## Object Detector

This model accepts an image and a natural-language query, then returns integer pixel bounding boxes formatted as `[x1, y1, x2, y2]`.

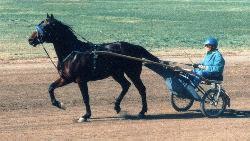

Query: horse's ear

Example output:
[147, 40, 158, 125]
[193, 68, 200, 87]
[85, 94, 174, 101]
[51, 14, 54, 20]
[47, 13, 50, 18]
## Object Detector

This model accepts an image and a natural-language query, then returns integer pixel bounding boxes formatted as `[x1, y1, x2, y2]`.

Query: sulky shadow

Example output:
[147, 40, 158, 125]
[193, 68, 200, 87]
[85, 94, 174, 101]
[89, 109, 250, 122]
[189, 109, 250, 119]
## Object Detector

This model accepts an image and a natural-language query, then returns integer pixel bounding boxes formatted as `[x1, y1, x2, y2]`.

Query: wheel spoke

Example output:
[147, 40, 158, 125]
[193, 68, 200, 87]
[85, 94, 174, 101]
[201, 89, 226, 117]
[171, 94, 194, 112]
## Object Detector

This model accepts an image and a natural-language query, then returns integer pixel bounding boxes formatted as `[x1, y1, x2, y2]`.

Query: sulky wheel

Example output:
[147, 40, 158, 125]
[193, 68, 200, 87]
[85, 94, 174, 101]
[171, 94, 194, 112]
[200, 89, 227, 118]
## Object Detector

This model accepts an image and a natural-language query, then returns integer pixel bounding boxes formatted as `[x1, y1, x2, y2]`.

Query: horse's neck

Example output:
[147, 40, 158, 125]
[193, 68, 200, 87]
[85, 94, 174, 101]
[53, 40, 90, 63]
[53, 42, 74, 63]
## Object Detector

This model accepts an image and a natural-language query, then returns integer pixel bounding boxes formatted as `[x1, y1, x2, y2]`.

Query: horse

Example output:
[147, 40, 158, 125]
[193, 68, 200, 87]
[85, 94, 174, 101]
[28, 14, 167, 122]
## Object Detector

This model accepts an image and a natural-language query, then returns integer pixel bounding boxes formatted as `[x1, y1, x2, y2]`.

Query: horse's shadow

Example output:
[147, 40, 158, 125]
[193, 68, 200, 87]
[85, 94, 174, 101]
[89, 109, 250, 121]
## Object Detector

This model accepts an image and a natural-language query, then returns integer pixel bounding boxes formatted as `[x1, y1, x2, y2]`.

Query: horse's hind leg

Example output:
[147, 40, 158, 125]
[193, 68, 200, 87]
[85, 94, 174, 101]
[112, 72, 131, 113]
[126, 72, 147, 117]
[49, 78, 71, 109]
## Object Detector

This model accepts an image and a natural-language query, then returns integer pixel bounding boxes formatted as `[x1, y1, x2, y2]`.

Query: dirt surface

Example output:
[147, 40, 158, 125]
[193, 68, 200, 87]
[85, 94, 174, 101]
[0, 52, 250, 140]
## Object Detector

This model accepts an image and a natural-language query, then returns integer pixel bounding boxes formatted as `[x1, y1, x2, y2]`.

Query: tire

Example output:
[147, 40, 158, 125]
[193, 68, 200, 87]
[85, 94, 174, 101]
[200, 89, 227, 118]
[171, 94, 194, 112]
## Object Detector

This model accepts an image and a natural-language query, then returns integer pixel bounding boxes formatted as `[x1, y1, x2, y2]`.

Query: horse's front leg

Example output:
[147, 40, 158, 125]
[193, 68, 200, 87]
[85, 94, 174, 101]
[77, 81, 91, 122]
[49, 78, 71, 109]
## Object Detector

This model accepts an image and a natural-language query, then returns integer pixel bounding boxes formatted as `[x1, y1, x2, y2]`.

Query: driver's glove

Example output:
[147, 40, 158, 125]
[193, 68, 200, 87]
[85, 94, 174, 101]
[198, 65, 207, 70]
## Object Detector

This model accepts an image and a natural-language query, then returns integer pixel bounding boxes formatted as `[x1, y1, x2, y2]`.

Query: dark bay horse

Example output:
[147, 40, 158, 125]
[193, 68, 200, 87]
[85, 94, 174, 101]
[28, 14, 167, 122]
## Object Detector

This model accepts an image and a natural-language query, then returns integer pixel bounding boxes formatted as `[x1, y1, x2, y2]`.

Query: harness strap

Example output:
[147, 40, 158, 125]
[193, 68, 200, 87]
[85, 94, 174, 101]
[92, 45, 98, 70]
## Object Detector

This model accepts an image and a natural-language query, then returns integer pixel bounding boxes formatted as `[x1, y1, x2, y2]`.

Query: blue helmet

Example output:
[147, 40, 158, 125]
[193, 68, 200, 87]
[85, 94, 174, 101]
[204, 37, 218, 48]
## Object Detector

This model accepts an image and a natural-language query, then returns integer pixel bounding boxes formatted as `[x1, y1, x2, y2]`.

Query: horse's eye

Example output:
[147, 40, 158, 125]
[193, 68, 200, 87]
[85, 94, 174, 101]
[45, 19, 49, 24]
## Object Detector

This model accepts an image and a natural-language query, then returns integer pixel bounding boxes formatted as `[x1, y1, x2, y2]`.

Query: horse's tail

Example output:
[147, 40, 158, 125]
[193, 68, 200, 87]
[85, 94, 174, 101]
[139, 46, 160, 63]
[139, 46, 170, 78]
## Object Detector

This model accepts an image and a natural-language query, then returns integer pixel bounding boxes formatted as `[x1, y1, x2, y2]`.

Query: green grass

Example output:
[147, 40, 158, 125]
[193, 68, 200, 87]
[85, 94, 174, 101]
[1, 0, 250, 59]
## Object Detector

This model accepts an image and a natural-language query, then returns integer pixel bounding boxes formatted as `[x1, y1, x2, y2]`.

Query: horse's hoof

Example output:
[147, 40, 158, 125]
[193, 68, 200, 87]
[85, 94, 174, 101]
[52, 101, 66, 110]
[138, 111, 147, 118]
[138, 113, 146, 119]
[78, 114, 91, 123]
[114, 105, 121, 114]
[52, 100, 60, 108]
[81, 114, 91, 122]
[77, 117, 88, 123]
[59, 102, 66, 110]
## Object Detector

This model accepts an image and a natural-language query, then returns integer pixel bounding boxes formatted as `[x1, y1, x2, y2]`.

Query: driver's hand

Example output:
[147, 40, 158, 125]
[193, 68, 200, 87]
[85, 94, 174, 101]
[198, 65, 207, 70]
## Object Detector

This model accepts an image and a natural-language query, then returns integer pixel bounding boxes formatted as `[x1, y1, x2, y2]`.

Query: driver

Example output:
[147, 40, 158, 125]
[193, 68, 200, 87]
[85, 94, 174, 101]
[192, 37, 225, 81]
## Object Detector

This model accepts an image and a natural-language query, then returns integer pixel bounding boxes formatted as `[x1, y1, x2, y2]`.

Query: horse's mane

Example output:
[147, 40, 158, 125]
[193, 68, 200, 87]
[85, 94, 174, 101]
[53, 18, 78, 42]
[52, 18, 91, 52]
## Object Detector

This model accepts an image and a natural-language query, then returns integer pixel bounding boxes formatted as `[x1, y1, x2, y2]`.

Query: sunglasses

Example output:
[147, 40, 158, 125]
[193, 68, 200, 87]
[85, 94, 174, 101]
[204, 44, 212, 48]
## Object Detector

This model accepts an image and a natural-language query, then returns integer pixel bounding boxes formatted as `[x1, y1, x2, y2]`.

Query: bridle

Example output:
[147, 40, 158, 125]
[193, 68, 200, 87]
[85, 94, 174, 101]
[35, 24, 45, 44]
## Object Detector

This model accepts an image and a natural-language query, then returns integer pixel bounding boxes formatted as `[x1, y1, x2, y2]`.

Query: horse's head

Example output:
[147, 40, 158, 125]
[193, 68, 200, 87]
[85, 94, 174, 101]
[28, 14, 58, 47]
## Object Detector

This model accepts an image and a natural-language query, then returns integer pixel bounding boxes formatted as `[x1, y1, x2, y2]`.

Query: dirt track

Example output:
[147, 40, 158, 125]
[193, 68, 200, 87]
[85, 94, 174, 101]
[0, 53, 250, 140]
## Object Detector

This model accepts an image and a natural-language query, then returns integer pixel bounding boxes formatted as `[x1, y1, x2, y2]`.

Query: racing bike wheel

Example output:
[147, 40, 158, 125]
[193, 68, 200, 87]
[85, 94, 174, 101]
[171, 94, 194, 112]
[200, 89, 227, 117]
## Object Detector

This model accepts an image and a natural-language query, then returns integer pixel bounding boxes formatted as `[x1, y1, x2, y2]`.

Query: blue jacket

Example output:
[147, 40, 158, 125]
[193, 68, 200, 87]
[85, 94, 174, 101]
[193, 49, 225, 79]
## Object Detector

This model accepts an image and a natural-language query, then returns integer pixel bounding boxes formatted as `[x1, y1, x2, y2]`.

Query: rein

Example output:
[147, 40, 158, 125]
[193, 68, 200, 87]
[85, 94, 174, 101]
[41, 44, 58, 70]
